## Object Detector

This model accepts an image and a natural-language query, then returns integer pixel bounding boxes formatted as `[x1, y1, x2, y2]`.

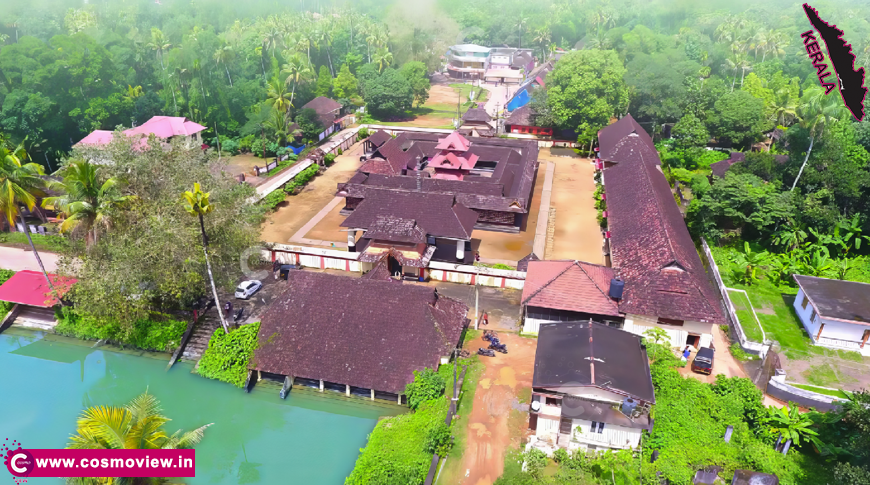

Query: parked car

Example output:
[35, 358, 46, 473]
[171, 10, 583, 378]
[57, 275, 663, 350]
[691, 347, 715, 375]
[234, 280, 263, 299]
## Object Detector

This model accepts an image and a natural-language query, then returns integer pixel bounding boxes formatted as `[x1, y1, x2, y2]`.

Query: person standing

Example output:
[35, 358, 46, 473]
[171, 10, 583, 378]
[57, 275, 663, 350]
[681, 345, 691, 362]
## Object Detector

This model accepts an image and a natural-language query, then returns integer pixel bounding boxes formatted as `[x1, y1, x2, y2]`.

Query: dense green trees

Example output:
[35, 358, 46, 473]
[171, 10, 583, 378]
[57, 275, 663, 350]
[364, 68, 414, 119]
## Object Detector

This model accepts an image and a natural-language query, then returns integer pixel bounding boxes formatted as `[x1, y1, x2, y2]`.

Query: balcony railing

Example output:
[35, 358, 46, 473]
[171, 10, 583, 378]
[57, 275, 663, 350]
[817, 336, 863, 351]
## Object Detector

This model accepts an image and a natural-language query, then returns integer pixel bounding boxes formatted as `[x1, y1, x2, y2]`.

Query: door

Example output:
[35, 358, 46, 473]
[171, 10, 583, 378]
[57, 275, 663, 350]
[388, 256, 402, 277]
[686, 334, 701, 348]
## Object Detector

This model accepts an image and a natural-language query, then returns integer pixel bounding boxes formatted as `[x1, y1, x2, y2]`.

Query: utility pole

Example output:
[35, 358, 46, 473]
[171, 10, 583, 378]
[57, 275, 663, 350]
[474, 259, 480, 330]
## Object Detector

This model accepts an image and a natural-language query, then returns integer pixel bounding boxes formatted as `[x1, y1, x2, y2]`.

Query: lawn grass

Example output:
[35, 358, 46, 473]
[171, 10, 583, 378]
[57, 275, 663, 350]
[800, 362, 858, 387]
[448, 83, 490, 103]
[0, 231, 68, 252]
[727, 289, 764, 342]
[728, 282, 811, 354]
[790, 383, 852, 399]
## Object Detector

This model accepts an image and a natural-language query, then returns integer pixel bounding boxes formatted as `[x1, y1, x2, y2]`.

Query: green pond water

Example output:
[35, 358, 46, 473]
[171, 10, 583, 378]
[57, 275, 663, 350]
[0, 328, 404, 484]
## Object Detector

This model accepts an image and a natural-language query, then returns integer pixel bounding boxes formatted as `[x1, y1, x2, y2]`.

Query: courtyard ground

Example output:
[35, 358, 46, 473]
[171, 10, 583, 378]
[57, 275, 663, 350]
[440, 332, 536, 485]
[539, 149, 603, 264]
[259, 141, 364, 244]
[369, 84, 492, 129]
[430, 281, 523, 332]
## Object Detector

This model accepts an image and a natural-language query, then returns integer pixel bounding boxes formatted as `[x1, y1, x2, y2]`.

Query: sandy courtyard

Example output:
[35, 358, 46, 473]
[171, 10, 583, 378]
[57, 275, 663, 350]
[540, 149, 603, 264]
[260, 141, 364, 244]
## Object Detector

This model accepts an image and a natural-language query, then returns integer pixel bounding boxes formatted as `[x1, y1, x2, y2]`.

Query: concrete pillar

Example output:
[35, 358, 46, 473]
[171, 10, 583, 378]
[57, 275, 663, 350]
[319, 379, 324, 392]
[456, 240, 465, 261]
[397, 394, 402, 405]
[346, 385, 351, 397]
[347, 230, 356, 249]
[371, 389, 375, 401]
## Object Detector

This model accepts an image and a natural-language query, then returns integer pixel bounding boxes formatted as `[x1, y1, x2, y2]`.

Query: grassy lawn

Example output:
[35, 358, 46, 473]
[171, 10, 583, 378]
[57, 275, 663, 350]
[727, 282, 812, 356]
[727, 289, 764, 342]
[790, 383, 852, 399]
[448, 83, 490, 103]
[0, 232, 68, 252]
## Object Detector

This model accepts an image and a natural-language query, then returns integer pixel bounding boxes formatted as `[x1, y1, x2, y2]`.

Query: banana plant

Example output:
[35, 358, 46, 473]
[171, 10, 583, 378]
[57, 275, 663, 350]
[732, 242, 771, 285]
[772, 221, 807, 253]
[801, 249, 833, 277]
[764, 404, 822, 448]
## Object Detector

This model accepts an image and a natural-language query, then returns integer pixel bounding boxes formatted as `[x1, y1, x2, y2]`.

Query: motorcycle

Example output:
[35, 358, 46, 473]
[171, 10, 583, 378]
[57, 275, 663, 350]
[478, 348, 496, 357]
[457, 349, 471, 358]
[488, 342, 508, 354]
[483, 330, 499, 342]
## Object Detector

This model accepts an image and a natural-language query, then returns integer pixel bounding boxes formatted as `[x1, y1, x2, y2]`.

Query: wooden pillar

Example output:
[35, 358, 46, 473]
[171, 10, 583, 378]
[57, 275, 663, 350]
[346, 385, 351, 397]
[815, 323, 825, 341]
[371, 389, 375, 401]
[319, 379, 324, 392]
[861, 330, 870, 349]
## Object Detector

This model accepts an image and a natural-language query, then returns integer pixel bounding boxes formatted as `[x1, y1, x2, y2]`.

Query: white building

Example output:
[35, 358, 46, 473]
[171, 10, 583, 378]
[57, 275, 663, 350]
[528, 322, 655, 453]
[792, 275, 870, 355]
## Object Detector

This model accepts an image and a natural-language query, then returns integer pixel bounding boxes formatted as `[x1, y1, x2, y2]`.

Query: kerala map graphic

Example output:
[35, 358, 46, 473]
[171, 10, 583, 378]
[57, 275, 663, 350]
[802, 3, 867, 121]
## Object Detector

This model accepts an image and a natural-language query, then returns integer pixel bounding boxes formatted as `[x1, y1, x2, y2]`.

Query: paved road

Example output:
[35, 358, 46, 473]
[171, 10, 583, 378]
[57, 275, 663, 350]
[482, 81, 516, 118]
[0, 246, 59, 272]
[430, 281, 522, 331]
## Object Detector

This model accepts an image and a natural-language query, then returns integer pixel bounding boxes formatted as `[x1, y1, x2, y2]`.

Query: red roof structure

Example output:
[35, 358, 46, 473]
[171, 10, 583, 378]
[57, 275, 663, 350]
[430, 132, 479, 180]
[74, 116, 206, 147]
[0, 270, 77, 307]
[434, 132, 472, 152]
[521, 261, 620, 317]
[599, 115, 725, 324]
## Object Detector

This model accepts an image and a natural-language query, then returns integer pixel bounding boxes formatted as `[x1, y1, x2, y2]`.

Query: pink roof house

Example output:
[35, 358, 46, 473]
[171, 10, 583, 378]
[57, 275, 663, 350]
[74, 116, 207, 148]
[428, 132, 479, 181]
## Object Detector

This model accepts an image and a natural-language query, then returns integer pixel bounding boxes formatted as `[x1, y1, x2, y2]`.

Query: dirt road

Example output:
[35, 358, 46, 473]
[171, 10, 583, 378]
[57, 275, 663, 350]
[459, 333, 536, 485]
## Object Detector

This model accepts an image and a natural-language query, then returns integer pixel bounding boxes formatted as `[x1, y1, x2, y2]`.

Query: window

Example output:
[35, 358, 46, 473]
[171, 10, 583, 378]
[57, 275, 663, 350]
[801, 295, 809, 309]
[657, 317, 684, 326]
[545, 397, 560, 406]
[810, 309, 817, 322]
[590, 421, 597, 433]
[597, 422, 605, 433]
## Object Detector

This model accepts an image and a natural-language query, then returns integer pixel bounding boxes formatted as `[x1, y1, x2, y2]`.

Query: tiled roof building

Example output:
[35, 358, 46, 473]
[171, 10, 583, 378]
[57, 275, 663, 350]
[252, 271, 469, 399]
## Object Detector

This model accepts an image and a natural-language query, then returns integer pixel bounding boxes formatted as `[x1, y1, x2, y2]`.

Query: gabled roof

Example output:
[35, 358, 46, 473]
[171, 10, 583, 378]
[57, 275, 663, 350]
[0, 270, 77, 307]
[125, 116, 206, 138]
[462, 108, 492, 124]
[301, 96, 342, 114]
[600, 115, 724, 324]
[362, 254, 402, 283]
[435, 132, 472, 152]
[359, 157, 401, 176]
[429, 151, 480, 171]
[597, 115, 655, 162]
[341, 188, 478, 240]
[521, 260, 620, 317]
[366, 130, 392, 148]
[76, 130, 114, 146]
[793, 275, 870, 326]
[252, 271, 469, 394]
[506, 106, 534, 126]
[364, 215, 428, 244]
[517, 252, 539, 272]
[533, 321, 655, 403]
[710, 158, 739, 178]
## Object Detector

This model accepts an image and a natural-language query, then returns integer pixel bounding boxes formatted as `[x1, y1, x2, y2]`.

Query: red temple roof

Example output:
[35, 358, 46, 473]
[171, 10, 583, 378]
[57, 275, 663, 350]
[434, 132, 471, 152]
[0, 270, 77, 308]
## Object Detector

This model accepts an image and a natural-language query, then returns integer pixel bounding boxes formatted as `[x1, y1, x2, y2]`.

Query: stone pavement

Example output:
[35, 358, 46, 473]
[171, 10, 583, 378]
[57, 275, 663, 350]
[0, 246, 59, 272]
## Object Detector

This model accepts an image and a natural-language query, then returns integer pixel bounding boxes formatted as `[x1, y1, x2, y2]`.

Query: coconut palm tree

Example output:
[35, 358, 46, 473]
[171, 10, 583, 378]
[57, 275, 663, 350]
[213, 45, 235, 87]
[373, 47, 393, 73]
[791, 87, 848, 191]
[41, 159, 133, 249]
[265, 75, 293, 113]
[281, 53, 310, 107]
[772, 87, 799, 128]
[67, 391, 210, 453]
[514, 15, 529, 48]
[0, 141, 54, 291]
[146, 28, 171, 70]
[181, 183, 228, 333]
[532, 26, 551, 61]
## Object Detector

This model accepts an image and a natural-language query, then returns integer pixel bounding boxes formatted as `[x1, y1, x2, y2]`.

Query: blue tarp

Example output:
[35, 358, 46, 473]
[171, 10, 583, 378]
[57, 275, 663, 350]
[286, 144, 306, 155]
[506, 87, 531, 111]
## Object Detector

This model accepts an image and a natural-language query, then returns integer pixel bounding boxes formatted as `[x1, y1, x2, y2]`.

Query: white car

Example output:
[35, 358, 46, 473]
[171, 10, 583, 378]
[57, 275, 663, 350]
[234, 280, 263, 299]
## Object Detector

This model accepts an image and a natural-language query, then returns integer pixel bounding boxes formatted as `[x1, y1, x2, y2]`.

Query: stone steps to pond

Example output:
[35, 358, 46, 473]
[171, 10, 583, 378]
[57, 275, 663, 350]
[182, 310, 221, 362]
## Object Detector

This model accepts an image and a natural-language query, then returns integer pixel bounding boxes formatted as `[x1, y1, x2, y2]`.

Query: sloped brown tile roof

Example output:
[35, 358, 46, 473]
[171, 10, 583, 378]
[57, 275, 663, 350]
[358, 245, 436, 268]
[598, 115, 656, 162]
[301, 96, 342, 114]
[462, 108, 492, 123]
[517, 252, 539, 272]
[252, 271, 468, 394]
[362, 255, 401, 283]
[341, 188, 478, 240]
[359, 158, 400, 175]
[521, 260, 620, 317]
[366, 129, 392, 147]
[506, 106, 533, 126]
[710, 159, 738, 178]
[600, 115, 725, 324]
[364, 215, 428, 244]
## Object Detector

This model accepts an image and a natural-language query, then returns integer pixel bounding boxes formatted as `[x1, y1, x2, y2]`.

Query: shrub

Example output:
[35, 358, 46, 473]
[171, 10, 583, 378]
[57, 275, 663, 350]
[212, 136, 240, 155]
[283, 165, 319, 194]
[250, 139, 280, 158]
[239, 134, 255, 152]
[346, 400, 448, 485]
[0, 270, 14, 316]
[405, 368, 446, 410]
[197, 322, 261, 387]
[357, 127, 371, 139]
[324, 153, 337, 166]
[260, 190, 287, 211]
[423, 422, 452, 455]
[729, 341, 757, 361]
[337, 148, 343, 155]
[54, 307, 186, 352]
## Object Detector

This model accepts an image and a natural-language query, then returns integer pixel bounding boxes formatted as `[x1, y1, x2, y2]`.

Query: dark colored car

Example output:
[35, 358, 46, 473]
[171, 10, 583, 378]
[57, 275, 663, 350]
[691, 347, 715, 375]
